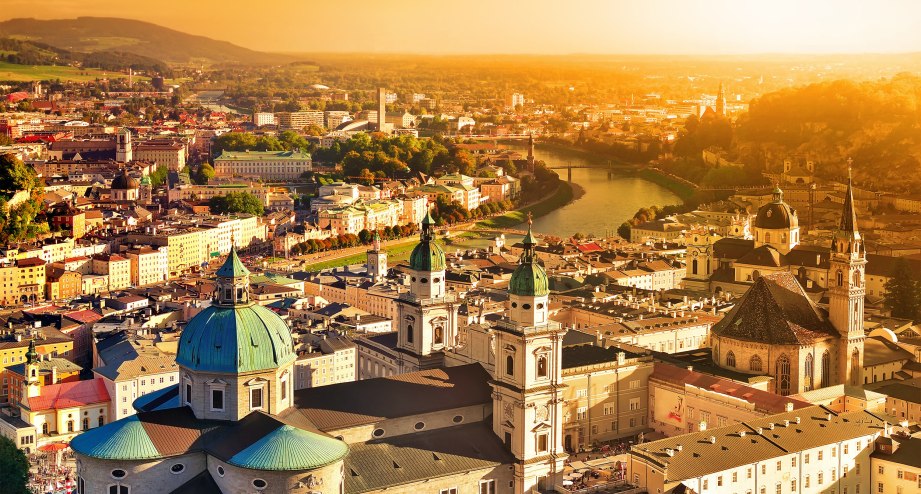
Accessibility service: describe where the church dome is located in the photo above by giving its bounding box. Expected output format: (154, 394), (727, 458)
(176, 304), (296, 374)
(755, 187), (798, 230)
(409, 212), (446, 272)
(111, 169), (140, 190)
(509, 262), (549, 297)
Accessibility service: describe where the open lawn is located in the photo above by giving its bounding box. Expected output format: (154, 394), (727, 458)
(300, 239), (443, 272)
(476, 182), (575, 229)
(0, 62), (136, 82)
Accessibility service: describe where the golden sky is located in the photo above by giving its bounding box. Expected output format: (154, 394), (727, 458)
(2, 0), (920, 54)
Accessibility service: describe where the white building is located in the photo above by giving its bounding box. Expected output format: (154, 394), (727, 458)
(213, 150), (312, 180)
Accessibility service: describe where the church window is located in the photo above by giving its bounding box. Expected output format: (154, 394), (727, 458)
(750, 355), (763, 372)
(804, 354), (814, 391)
(170, 464), (185, 475)
(434, 325), (444, 345)
(725, 351), (736, 368)
(111, 470), (127, 479)
(523, 303), (531, 310)
(372, 428), (385, 438)
(692, 259), (698, 275)
(537, 355), (548, 378)
(414, 421), (425, 430)
(851, 349), (860, 386)
(185, 384), (192, 404)
(776, 354), (791, 396)
(853, 270), (861, 286)
(406, 325), (413, 343)
(420, 278), (428, 283)
(511, 302), (518, 308)
(107, 486), (129, 494)
(506, 355), (515, 376)
(452, 415), (464, 423)
(82, 418), (89, 430)
(537, 303), (544, 309)
(837, 270), (844, 287)
(765, 233), (772, 243)
(211, 389), (224, 411)
(821, 351), (831, 388)
(537, 433), (549, 453)
(252, 479), (267, 490)
(250, 387), (263, 410)
(67, 420), (74, 433)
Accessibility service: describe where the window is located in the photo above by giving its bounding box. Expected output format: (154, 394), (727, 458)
(252, 479), (267, 490)
(414, 422), (425, 430)
(804, 475), (810, 488)
(726, 351), (736, 368)
(211, 389), (224, 411)
(576, 389), (587, 398)
(776, 354), (791, 396)
(804, 353), (814, 391)
(791, 480), (796, 491)
(111, 470), (127, 479)
(776, 460), (781, 471)
(821, 351), (831, 388)
(441, 489), (458, 494)
(78, 478), (85, 494)
(452, 415), (464, 424)
(703, 480), (708, 490)
(185, 384), (192, 404)
(506, 355), (514, 376)
(537, 355), (548, 378)
(717, 476), (723, 486)
(406, 324), (413, 343)
(805, 454), (810, 464)
(280, 378), (287, 401)
(433, 325), (444, 345)
(775, 483), (781, 494)
(629, 398), (640, 411)
(817, 473), (823, 485)
(818, 450), (823, 461)
(170, 464), (185, 475)
(372, 428), (385, 438)
(878, 466), (884, 474)
(479, 480), (496, 494)
(577, 407), (588, 420)
(732, 472), (737, 483)
(750, 355), (763, 372)
(537, 433), (548, 453)
(250, 387), (263, 410)
(108, 486), (129, 494)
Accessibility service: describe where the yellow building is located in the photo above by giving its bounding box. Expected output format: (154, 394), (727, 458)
(92, 254), (132, 291)
(871, 435), (921, 494)
(1, 334), (75, 371)
(0, 257), (47, 305)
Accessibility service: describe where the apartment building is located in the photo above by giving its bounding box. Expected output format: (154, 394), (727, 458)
(133, 140), (186, 171)
(94, 355), (179, 420)
(91, 254), (131, 291)
(276, 111), (324, 130)
(0, 258), (47, 305)
(293, 333), (357, 389)
(122, 247), (169, 287)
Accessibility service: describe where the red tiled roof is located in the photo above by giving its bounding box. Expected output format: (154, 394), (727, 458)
(576, 242), (603, 253)
(27, 378), (110, 411)
(63, 309), (103, 324)
(17, 257), (46, 267)
(651, 362), (812, 414)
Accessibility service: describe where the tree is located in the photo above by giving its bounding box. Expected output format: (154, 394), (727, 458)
(883, 258), (921, 320)
(617, 222), (631, 240)
(0, 153), (37, 195)
(209, 192), (265, 216)
(196, 163), (216, 185)
(0, 435), (29, 494)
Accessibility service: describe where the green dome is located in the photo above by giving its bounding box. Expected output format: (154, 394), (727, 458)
(227, 424), (348, 471)
(509, 262), (550, 296)
(409, 241), (446, 272)
(177, 304), (296, 373)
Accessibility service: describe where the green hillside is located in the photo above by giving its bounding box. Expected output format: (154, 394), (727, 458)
(0, 17), (291, 65)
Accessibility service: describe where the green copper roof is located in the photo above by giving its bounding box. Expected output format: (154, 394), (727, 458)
(176, 304), (296, 373)
(509, 262), (550, 297)
(216, 247), (250, 278)
(227, 425), (348, 471)
(139, 175), (151, 186)
(70, 415), (161, 460)
(409, 211), (445, 272)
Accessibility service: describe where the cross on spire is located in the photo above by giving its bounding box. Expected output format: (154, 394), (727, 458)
(847, 157), (853, 181)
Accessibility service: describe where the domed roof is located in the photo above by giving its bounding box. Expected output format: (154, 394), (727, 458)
(176, 303), (296, 374)
(755, 187), (798, 230)
(508, 221), (549, 297)
(409, 212), (446, 272)
(227, 424), (348, 471)
(111, 169), (140, 190)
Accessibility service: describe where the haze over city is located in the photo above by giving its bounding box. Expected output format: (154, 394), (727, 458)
(2, 0), (921, 54)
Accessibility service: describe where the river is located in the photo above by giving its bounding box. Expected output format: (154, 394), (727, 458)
(516, 144), (681, 238)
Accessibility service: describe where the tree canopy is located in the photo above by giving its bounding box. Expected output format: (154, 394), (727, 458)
(0, 435), (29, 494)
(209, 192), (265, 216)
(883, 258), (921, 320)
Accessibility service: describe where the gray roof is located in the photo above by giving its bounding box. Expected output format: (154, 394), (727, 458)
(344, 422), (513, 494)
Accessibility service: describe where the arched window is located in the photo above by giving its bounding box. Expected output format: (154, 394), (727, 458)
(433, 325), (444, 345)
(752, 270), (761, 281)
(506, 355), (514, 376)
(803, 353), (814, 391)
(776, 354), (791, 396)
(406, 325), (413, 343)
(537, 355), (548, 378)
(836, 270), (843, 287)
(851, 349), (860, 386)
(66, 420), (74, 433)
(692, 259), (698, 275)
(821, 351), (831, 388)
(82, 418), (89, 430)
(750, 355), (763, 372)
(725, 351), (736, 368)
(853, 270), (861, 287)
(41, 423), (48, 435)
(98, 416), (105, 427)
(764, 233), (772, 244)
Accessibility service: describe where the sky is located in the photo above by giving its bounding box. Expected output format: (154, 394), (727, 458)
(2, 0), (921, 55)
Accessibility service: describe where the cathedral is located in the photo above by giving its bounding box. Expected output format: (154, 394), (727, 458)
(70, 214), (569, 494)
(707, 175), (867, 396)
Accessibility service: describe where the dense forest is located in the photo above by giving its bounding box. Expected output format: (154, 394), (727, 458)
(734, 73), (921, 192)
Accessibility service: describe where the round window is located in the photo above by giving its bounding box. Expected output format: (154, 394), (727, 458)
(111, 469), (126, 479)
(252, 479), (268, 490)
(433, 277), (440, 283)
(523, 304), (532, 310)
(414, 422), (425, 430)
(372, 428), (385, 437)
(170, 464), (185, 474)
(216, 466), (225, 477)
(452, 415), (464, 424)
(511, 302), (518, 308)
(411, 276), (416, 282)
(537, 303), (544, 309)
(421, 278), (428, 283)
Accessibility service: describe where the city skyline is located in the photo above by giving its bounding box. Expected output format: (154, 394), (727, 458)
(1, 0), (921, 55)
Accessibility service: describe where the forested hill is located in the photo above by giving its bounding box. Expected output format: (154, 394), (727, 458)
(0, 17), (291, 65)
(0, 38), (170, 75)
(734, 73), (921, 193)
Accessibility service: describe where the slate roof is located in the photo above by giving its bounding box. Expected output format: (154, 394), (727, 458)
(282, 364), (492, 432)
(344, 422), (513, 494)
(713, 238), (755, 260)
(562, 344), (645, 369)
(712, 272), (838, 345)
(26, 378), (110, 412)
(872, 436), (921, 469)
(735, 245), (784, 267)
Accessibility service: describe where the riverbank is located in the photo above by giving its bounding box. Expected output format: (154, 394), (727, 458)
(634, 168), (697, 204)
(475, 180), (578, 230)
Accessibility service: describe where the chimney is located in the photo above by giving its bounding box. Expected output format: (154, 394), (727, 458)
(665, 448), (674, 457)
(51, 365), (58, 384)
(785, 402), (794, 412)
(675, 444), (683, 451)
(756, 427), (763, 435)
(826, 413), (833, 421)
(794, 416), (801, 424)
(783, 420), (790, 427)
(738, 431), (746, 437)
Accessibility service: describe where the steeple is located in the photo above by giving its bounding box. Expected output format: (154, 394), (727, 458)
(716, 81), (726, 116)
(25, 339), (37, 365)
(215, 246), (251, 306)
(771, 185), (784, 203)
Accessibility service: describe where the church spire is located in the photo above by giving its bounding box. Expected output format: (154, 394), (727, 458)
(839, 158), (859, 235)
(25, 339), (37, 365)
(215, 246), (251, 306)
(520, 212), (538, 263)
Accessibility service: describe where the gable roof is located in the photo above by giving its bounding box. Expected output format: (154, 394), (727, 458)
(26, 378), (110, 411)
(712, 272), (838, 345)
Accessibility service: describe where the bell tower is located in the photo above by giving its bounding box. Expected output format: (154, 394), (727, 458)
(116, 128), (132, 163)
(828, 161), (866, 386)
(366, 232), (387, 283)
(396, 212), (459, 372)
(491, 217), (566, 494)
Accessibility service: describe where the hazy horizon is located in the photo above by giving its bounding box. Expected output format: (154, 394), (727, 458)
(2, 0), (921, 56)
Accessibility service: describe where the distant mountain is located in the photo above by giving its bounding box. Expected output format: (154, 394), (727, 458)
(0, 17), (291, 65)
(0, 37), (170, 74)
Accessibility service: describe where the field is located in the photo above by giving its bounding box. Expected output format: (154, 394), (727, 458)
(300, 239), (441, 272)
(0, 62), (133, 82)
